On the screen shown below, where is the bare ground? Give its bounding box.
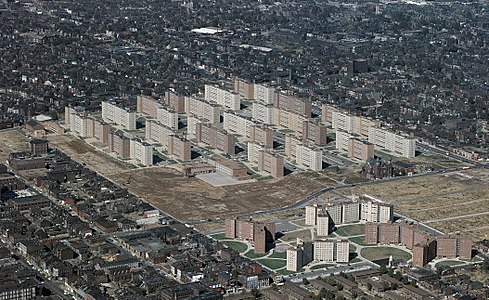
[110,167,335,222]
[342,169,489,240]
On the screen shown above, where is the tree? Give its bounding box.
[302,278,310,285]
[367,282,373,291]
[250,288,261,299]
[481,258,489,274]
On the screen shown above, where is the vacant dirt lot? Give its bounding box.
[0,129,30,161]
[342,169,489,241]
[47,134,130,175]
[110,167,336,222]
[44,134,339,222]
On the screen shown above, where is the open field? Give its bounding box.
[0,129,30,161]
[279,229,312,243]
[361,247,412,262]
[111,167,336,222]
[244,250,268,259]
[335,224,365,237]
[47,134,130,175]
[341,169,489,241]
[435,260,465,269]
[349,236,368,246]
[43,134,341,222]
[221,241,248,253]
[257,258,287,270]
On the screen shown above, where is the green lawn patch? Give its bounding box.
[349,236,369,246]
[269,251,287,259]
[257,259,287,270]
[310,264,334,270]
[291,219,307,227]
[222,241,248,253]
[244,250,268,259]
[350,257,362,264]
[435,260,465,269]
[335,224,365,237]
[361,247,412,262]
[280,229,311,242]
[210,233,226,241]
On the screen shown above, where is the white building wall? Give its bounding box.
[205,85,241,110]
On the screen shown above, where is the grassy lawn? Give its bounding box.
[280,229,311,242]
[222,241,248,253]
[244,250,268,259]
[310,264,334,270]
[269,251,287,259]
[257,259,287,270]
[361,247,412,262]
[350,257,362,264]
[335,224,365,237]
[349,236,369,246]
[435,260,465,269]
[210,233,226,241]
[291,219,307,227]
[349,244,357,253]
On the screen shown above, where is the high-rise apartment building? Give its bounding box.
[285,135,301,157]
[168,135,191,161]
[164,91,185,113]
[184,97,220,124]
[257,150,284,178]
[336,130,374,161]
[436,236,473,259]
[286,239,313,272]
[93,119,110,144]
[145,119,173,150]
[249,125,274,148]
[324,204,343,225]
[274,92,311,117]
[233,77,254,99]
[296,144,322,171]
[361,201,393,223]
[224,218,275,254]
[316,213,330,236]
[342,202,361,224]
[379,222,401,244]
[223,111,255,138]
[365,221,470,267]
[136,95,161,118]
[156,106,179,130]
[305,204,318,226]
[313,239,334,262]
[109,131,131,158]
[367,127,416,158]
[252,102,274,124]
[412,240,437,268]
[101,101,136,130]
[130,139,153,166]
[195,123,235,154]
[313,239,349,263]
[205,84,241,110]
[273,108,308,133]
[247,142,265,164]
[225,218,237,239]
[302,121,327,146]
[253,83,275,105]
